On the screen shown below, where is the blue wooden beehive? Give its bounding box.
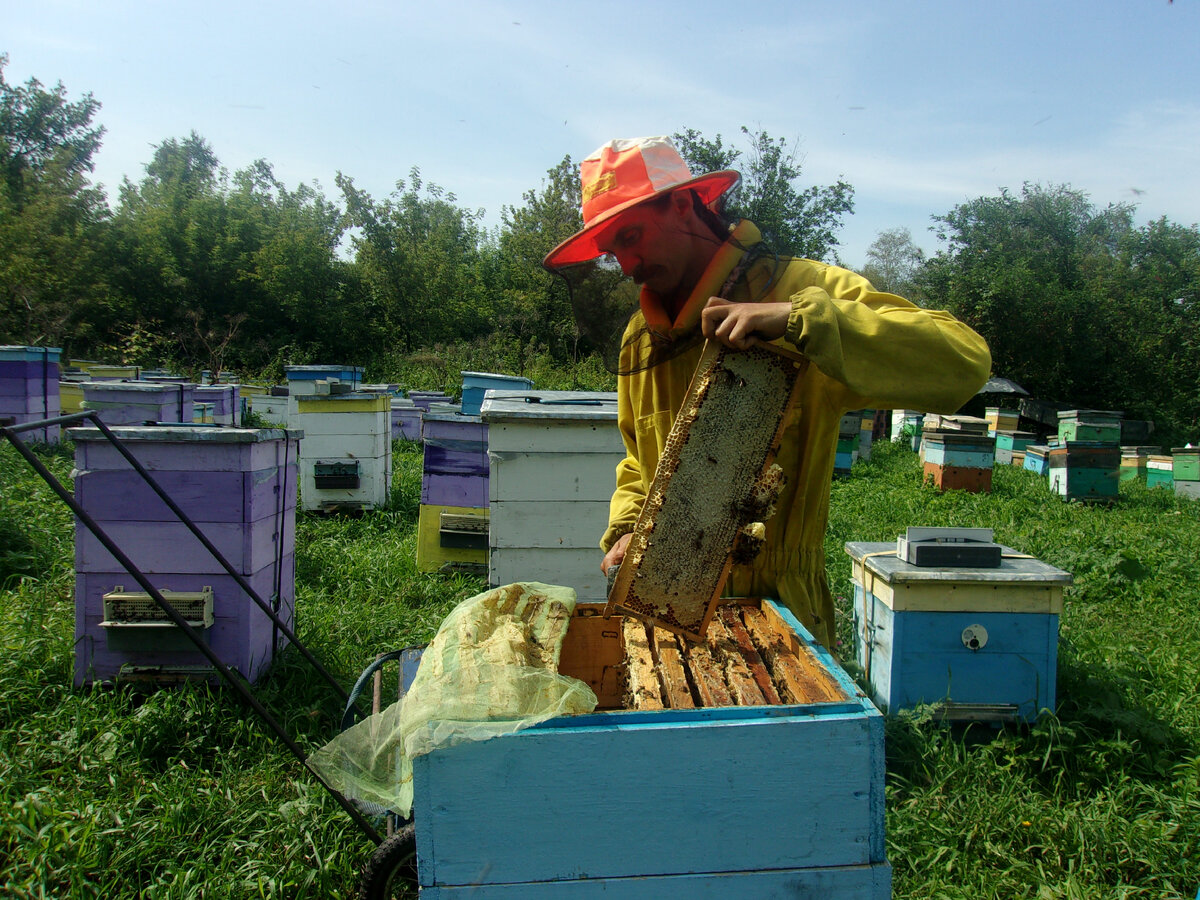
[416,404,489,574]
[70,425,301,686]
[411,599,891,897]
[459,371,534,417]
[847,539,1071,722]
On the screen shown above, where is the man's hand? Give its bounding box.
[701,298,791,350]
[601,532,632,575]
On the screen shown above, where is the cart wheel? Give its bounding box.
[358,824,418,900]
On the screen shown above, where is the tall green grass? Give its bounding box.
[0,436,1197,897]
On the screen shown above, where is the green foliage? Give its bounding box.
[338,167,491,355]
[0,56,112,349]
[918,184,1200,441]
[863,226,926,301]
[674,125,855,262]
[495,155,584,360]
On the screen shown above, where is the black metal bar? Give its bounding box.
[82,415,350,704]
[1,425,383,845]
[6,410,94,433]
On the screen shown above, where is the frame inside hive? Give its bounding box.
[605,340,808,642]
[560,601,850,710]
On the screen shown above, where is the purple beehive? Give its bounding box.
[0,345,62,442]
[407,390,452,411]
[195,384,238,425]
[81,381,195,425]
[391,400,423,441]
[421,404,488,508]
[69,425,301,686]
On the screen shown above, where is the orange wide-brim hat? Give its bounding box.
[542,135,739,270]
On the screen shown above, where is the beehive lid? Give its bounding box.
[67,425,302,443]
[422,403,479,424]
[606,340,808,641]
[480,390,618,422]
[845,540,1072,612]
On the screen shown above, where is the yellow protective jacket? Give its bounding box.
[602,221,991,648]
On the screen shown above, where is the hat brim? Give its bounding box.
[542,169,740,270]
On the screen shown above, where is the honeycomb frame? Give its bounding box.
[605,340,808,641]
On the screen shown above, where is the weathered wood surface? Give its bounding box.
[743,605,844,704]
[717,606,781,704]
[622,618,663,710]
[652,627,696,709]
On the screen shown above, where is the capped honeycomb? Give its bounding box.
[606,340,807,641]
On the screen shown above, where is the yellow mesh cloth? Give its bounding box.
[307,582,597,817]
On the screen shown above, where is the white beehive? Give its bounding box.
[481,390,622,602]
[295,393,391,511]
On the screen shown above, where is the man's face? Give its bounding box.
[596,196,695,299]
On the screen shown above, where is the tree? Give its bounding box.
[110,136,351,375]
[863,227,925,300]
[338,168,491,355]
[0,55,111,348]
[673,126,854,262]
[495,155,584,359]
[918,183,1200,440]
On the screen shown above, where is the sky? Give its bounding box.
[4,0,1199,267]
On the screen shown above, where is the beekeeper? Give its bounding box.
[542,136,990,648]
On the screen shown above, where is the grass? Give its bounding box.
[1,435,1198,898]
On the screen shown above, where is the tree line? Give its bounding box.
[2,57,1197,440]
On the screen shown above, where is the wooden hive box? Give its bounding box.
[481,390,622,602]
[87,364,142,381]
[1048,441,1120,501]
[81,381,195,426]
[0,345,62,442]
[1172,447,1200,483]
[1119,446,1160,483]
[1146,454,1174,490]
[411,598,890,898]
[417,405,489,574]
[420,404,488,508]
[69,425,301,686]
[1023,444,1051,476]
[1056,409,1123,443]
[985,406,1020,435]
[921,432,995,493]
[408,390,453,411]
[459,371,534,417]
[295,393,392,511]
[847,541,1071,722]
[194,384,239,426]
[994,430,1038,465]
[858,409,876,461]
[390,398,423,440]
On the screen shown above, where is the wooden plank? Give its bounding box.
[651,628,696,709]
[621,618,663,711]
[680,640,733,708]
[718,607,781,704]
[707,615,766,706]
[421,862,893,897]
[412,710,886,887]
[743,605,845,704]
[558,610,625,709]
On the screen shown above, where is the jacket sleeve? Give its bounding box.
[782,264,991,413]
[601,333,648,553]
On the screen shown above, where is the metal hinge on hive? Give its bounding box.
[606,340,808,642]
